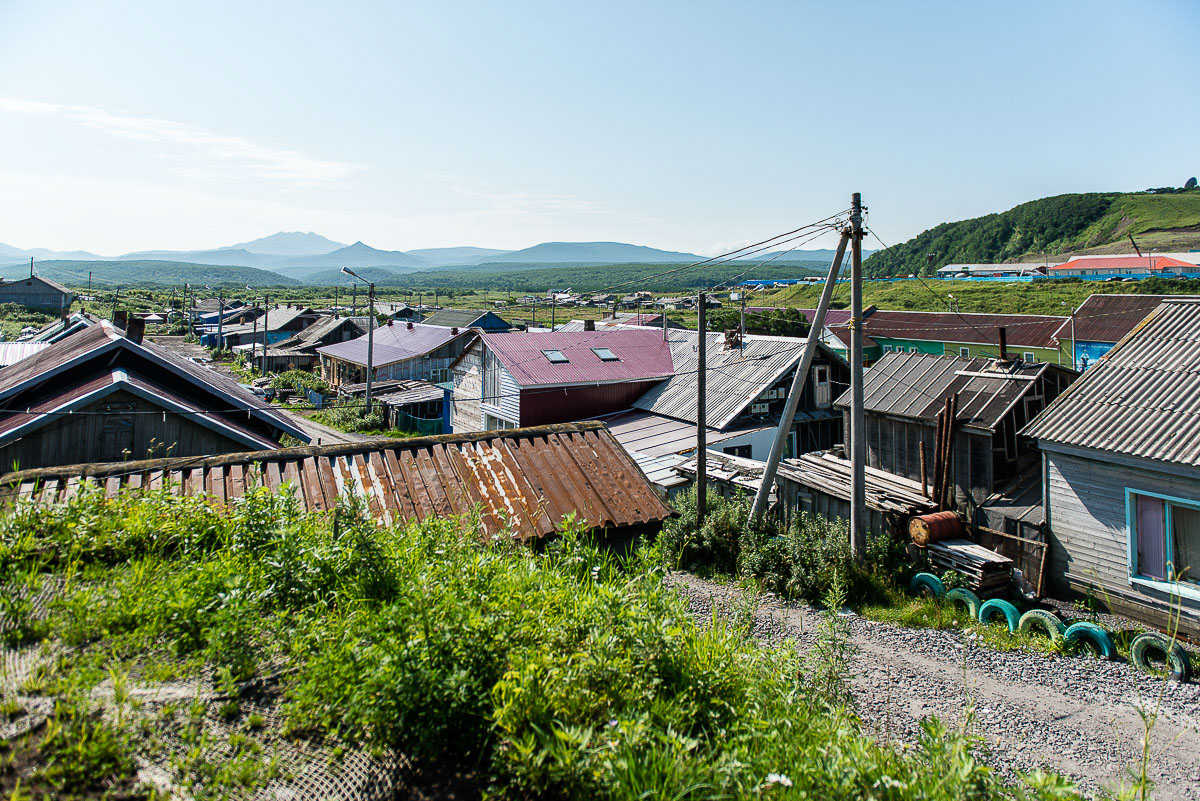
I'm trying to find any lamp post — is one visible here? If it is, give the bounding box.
[342,267,376,414]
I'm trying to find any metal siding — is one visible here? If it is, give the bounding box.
[518,380,660,427]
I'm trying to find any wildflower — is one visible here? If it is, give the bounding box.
[765,772,793,788]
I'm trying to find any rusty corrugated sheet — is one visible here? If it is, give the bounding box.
[0,421,674,539]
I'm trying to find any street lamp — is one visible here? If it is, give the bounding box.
[342,267,376,414]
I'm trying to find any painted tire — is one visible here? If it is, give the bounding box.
[1130,632,1192,682]
[1064,622,1118,660]
[909,572,945,599]
[1018,609,1067,644]
[944,588,981,620]
[978,598,1020,633]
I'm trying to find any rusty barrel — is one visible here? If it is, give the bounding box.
[908,510,961,547]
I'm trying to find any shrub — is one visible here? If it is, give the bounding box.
[271,369,329,395]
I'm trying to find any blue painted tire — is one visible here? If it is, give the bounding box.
[1019,609,1067,644]
[909,572,945,598]
[1131,632,1192,682]
[1064,622,1118,660]
[978,598,1020,633]
[944,588,981,620]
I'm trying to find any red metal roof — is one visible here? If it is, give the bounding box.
[0,422,675,540]
[481,329,675,388]
[862,309,1066,349]
[1051,294,1198,344]
[1049,255,1195,272]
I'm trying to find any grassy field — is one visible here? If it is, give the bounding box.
[766,276,1200,316]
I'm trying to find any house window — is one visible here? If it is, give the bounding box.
[1129,490,1200,586]
[484,413,517,431]
[542,349,569,364]
[883,345,894,353]
[591,347,619,361]
[959,347,970,358]
[1023,352,1036,363]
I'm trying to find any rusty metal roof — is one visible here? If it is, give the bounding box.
[1051,294,1198,345]
[0,421,674,540]
[1023,299,1200,467]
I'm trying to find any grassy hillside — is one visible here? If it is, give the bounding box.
[0,260,301,288]
[865,190,1200,277]
[768,276,1200,315]
[304,259,826,292]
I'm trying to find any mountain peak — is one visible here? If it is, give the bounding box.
[232,231,346,256]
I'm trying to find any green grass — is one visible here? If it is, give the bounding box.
[0,485,1089,799]
[768,276,1200,316]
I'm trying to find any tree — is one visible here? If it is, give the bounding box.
[1186,177,1198,190]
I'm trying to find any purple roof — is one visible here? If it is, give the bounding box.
[317,322,467,367]
[481,329,675,388]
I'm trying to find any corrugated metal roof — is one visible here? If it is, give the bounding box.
[422,309,508,329]
[0,422,674,540]
[373,380,445,406]
[0,322,304,439]
[274,316,368,350]
[632,331,811,429]
[1049,255,1194,272]
[1023,299,1200,467]
[0,342,50,367]
[863,309,1066,349]
[837,350,1057,432]
[217,307,316,337]
[602,409,767,457]
[317,323,470,367]
[1051,294,1196,344]
[481,330,674,388]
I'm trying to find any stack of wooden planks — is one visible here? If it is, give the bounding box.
[780,452,937,516]
[926,538,1012,596]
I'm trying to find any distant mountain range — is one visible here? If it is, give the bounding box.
[0,231,844,288]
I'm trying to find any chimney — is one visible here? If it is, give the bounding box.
[387,319,393,327]
[584,319,595,331]
[998,326,1008,361]
[406,321,413,329]
[113,310,128,330]
[125,317,145,344]
[452,326,459,335]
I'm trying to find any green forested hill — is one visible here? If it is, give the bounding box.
[0,260,301,288]
[866,190,1200,277]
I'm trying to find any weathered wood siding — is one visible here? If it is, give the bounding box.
[776,475,892,536]
[0,389,249,470]
[480,352,520,425]
[451,340,484,433]
[1045,449,1200,635]
[0,277,73,311]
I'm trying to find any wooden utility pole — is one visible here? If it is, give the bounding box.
[750,230,851,522]
[850,192,867,560]
[261,295,270,373]
[696,291,707,526]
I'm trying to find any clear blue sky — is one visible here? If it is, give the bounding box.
[1,0,1197,256]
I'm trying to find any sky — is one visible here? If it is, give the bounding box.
[0,0,1197,257]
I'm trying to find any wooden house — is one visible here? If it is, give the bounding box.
[449,329,675,432]
[422,308,511,332]
[0,319,308,469]
[1024,298,1200,636]
[318,321,475,388]
[0,275,74,311]
[838,350,1075,521]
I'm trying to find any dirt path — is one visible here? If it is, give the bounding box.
[667,572,1200,800]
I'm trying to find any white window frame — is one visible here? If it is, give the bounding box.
[959,347,970,358]
[1023,352,1036,363]
[1126,487,1200,602]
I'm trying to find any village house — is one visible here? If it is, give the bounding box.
[0,274,74,311]
[201,305,319,349]
[449,329,675,432]
[28,311,100,344]
[0,315,308,469]
[318,321,475,388]
[422,308,511,332]
[1023,298,1200,637]
[839,350,1075,522]
[244,315,369,373]
[605,330,848,462]
[1048,254,1199,279]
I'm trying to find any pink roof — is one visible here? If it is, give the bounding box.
[481,329,675,387]
[317,322,467,367]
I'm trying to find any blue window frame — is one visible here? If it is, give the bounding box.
[1126,488,1200,592]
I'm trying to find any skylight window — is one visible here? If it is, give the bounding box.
[591,347,620,361]
[542,349,569,364]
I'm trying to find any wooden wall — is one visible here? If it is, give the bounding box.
[0,389,250,470]
[1045,449,1200,637]
[451,340,484,433]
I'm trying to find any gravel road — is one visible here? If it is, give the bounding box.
[667,572,1200,800]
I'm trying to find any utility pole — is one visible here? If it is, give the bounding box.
[111,287,121,323]
[551,292,556,330]
[262,295,270,374]
[849,192,867,560]
[342,268,375,413]
[250,304,259,366]
[334,286,340,318]
[696,291,708,526]
[352,282,358,317]
[750,231,851,522]
[739,289,746,352]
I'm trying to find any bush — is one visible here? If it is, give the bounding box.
[271,369,329,395]
[661,489,908,605]
[310,399,386,433]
